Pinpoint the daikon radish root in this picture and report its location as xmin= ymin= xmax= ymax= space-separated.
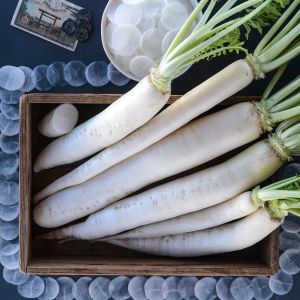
xmin=108 ymin=209 xmax=280 ymax=257
xmin=38 ymin=104 xmax=78 ymax=138
xmin=33 ymin=0 xmax=291 ymax=172
xmin=34 ymin=0 xmax=299 ymax=196
xmin=107 ymin=175 xmax=300 ymax=239
xmin=34 ymin=69 xmax=300 ymax=202
xmin=33 ymin=75 xmax=300 ymax=228
xmin=107 ymin=176 xmax=300 ymax=257
xmin=106 ymin=192 xmax=258 ymax=240
xmin=38 ymin=117 xmax=300 ymax=236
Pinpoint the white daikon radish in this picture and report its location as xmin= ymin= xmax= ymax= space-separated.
xmin=107 ymin=192 xmax=258 ymax=239
xmin=108 ymin=209 xmax=281 ymax=257
xmin=38 ymin=104 xmax=79 ymax=138
xmin=107 ymin=174 xmax=300 ymax=257
xmin=33 ymin=0 xmax=291 ymax=172
xmin=35 ymin=0 xmax=300 ymax=197
xmin=33 ymin=72 xmax=300 ymax=228
xmin=37 ymin=117 xmax=300 ymax=235
xmin=108 ymin=175 xmax=300 ymax=239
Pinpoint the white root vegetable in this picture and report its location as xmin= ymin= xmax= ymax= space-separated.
xmin=35 ymin=66 xmax=300 ymax=203
xmin=34 ymin=61 xmax=254 ymax=200
xmin=38 ymin=140 xmax=282 ymax=234
xmin=109 ymin=170 xmax=300 ymax=255
xmin=34 ymin=77 xmax=170 ymax=171
xmin=107 ymin=192 xmax=258 ymax=240
xmin=33 ymin=0 xmax=293 ymax=173
xmin=34 ymin=100 xmax=259 ymax=202
xmin=33 ymin=72 xmax=300 ymax=228
xmin=33 ymin=102 xmax=264 ymax=225
xmin=38 ymin=104 xmax=79 ymax=138
xmin=107 ymin=209 xmax=281 ymax=257
xmin=39 ymin=117 xmax=300 ymax=238
xmin=108 ymin=172 xmax=300 ymax=240
xmin=34 ymin=0 xmax=300 ymax=198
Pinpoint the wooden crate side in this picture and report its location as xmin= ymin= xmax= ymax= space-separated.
xmin=26 ymin=93 xmax=259 ymax=105
xmin=19 ymin=95 xmax=32 ymax=273
xmin=20 ymin=93 xmax=278 ymax=276
xmin=260 ymin=229 xmax=280 ymax=274
xmin=26 ymin=257 xmax=273 ymax=276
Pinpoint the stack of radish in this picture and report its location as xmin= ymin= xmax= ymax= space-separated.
xmin=34 ymin=0 xmax=300 ymax=257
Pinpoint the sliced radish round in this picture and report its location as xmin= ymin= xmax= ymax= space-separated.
xmin=130 ymin=56 xmax=155 ymax=79
xmin=138 ymin=17 xmax=155 ymax=33
xmin=140 ymin=28 xmax=163 ymax=59
xmin=106 ymin=23 xmax=119 ymax=49
xmin=123 ymin=0 xmax=145 ymax=4
xmin=112 ymin=25 xmax=141 ymax=56
xmin=114 ymin=4 xmax=142 ymax=26
xmin=140 ymin=0 xmax=162 ymax=19
xmin=107 ymin=0 xmax=122 ymax=23
xmin=161 ymin=2 xmax=188 ymax=31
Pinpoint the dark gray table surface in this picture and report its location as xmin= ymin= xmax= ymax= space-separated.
xmin=0 ymin=0 xmax=299 ymax=299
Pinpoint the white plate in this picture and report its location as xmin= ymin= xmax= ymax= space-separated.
xmin=101 ymin=0 xmax=201 ymax=82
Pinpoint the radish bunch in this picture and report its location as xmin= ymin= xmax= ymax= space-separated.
xmin=34 ymin=0 xmax=300 ymax=200
xmin=34 ymin=68 xmax=300 ymax=228
xmin=34 ymin=0 xmax=292 ymax=173
xmin=34 ymin=1 xmax=300 ymax=257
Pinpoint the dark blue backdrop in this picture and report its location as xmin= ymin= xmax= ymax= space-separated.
xmin=0 ymin=0 xmax=299 ymax=299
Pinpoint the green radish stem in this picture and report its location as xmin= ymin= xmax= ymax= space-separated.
xmin=34 ymin=70 xmax=300 ymax=205
xmin=38 ymin=117 xmax=300 ymax=239
xmin=34 ymin=1 xmax=299 ymax=200
xmin=33 ymin=0 xmax=291 ymax=173
xmin=106 ymin=176 xmax=300 ymax=240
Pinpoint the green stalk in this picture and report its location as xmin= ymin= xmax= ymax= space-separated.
xmin=262 ymin=41 xmax=300 ymax=73
xmin=213 ymin=0 xmax=239 ymax=18
xmin=262 ymin=64 xmax=288 ymax=99
xmin=258 ymin=23 xmax=300 ymax=63
xmin=268 ymin=115 xmax=300 ymax=161
xmin=194 ymin=0 xmax=218 ymax=29
xmin=271 ymin=106 xmax=300 ymax=123
xmin=163 ymin=0 xmax=264 ymax=66
xmin=249 ymin=1 xmax=300 ymax=75
xmin=271 ymin=93 xmax=300 ymax=111
xmin=162 ymin=0 xmax=209 ymax=60
xmin=255 ymin=65 xmax=300 ymax=131
xmin=254 ymin=0 xmax=299 ymax=57
xmin=252 ymin=176 xmax=300 ymax=219
xmin=263 ymin=8 xmax=300 ymax=52
xmin=266 ymin=76 xmax=300 ymax=108
xmin=176 ymin=46 xmax=246 ymax=71
xmin=160 ymin=0 xmax=270 ymax=79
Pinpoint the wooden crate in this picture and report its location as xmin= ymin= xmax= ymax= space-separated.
xmin=19 ymin=93 xmax=279 ymax=276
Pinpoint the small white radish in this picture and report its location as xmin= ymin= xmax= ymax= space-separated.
xmin=38 ymin=117 xmax=300 ymax=238
xmin=107 ymin=192 xmax=258 ymax=239
xmin=38 ymin=104 xmax=79 ymax=138
xmin=108 ymin=209 xmax=281 ymax=257
xmin=33 ymin=0 xmax=291 ymax=172
xmin=34 ymin=0 xmax=300 ymax=198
